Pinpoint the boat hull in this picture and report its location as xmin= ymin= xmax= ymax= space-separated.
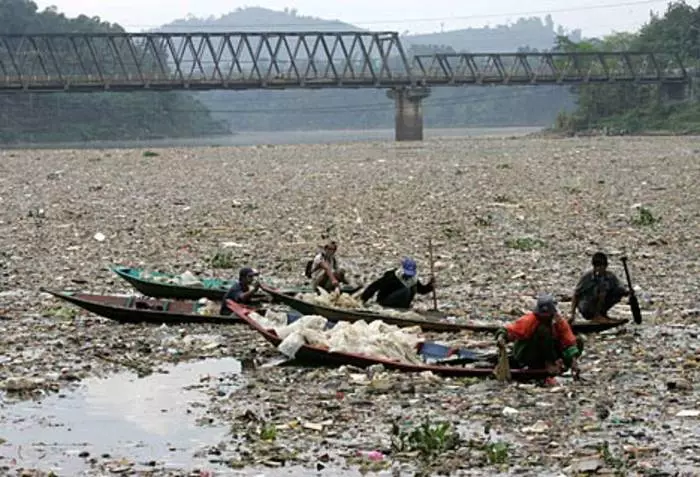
xmin=227 ymin=300 xmax=551 ymax=380
xmin=42 ymin=288 xmax=243 ymax=325
xmin=112 ymin=266 xmax=361 ymax=301
xmin=260 ymin=284 xmax=628 ymax=334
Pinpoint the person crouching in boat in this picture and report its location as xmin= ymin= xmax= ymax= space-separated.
xmin=219 ymin=267 xmax=265 ymax=315
xmin=569 ymin=252 xmax=629 ymax=324
xmin=360 ymin=257 xmax=435 ymax=309
xmin=306 ymin=241 xmax=347 ymax=292
xmin=496 ymin=294 xmax=582 ymax=378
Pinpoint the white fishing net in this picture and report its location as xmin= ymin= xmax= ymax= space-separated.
xmin=250 ymin=310 xmax=424 ymax=364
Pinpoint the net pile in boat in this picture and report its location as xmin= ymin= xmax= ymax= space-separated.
xmin=251 ymin=310 xmax=425 ymax=365
xmin=296 ymin=288 xmax=363 ymax=309
xmin=139 ymin=270 xmax=204 ymax=287
xmin=296 ymin=288 xmax=425 ymax=320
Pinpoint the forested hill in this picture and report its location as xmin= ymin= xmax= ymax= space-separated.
xmin=158 ymin=8 xmax=578 ymax=132
xmin=0 ymin=0 xmax=228 ymax=144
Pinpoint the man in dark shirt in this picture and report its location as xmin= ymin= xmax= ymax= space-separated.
xmin=219 ymin=267 xmax=262 ymax=315
xmin=360 ymin=257 xmax=435 ymax=309
xmin=569 ymin=252 xmax=629 ymax=323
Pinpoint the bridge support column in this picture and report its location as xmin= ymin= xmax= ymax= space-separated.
xmin=386 ymin=86 xmax=431 ymax=142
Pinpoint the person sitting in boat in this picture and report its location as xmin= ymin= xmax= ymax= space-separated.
xmin=496 ymin=294 xmax=582 ymax=377
xmin=219 ymin=267 xmax=264 ymax=315
xmin=305 ymin=241 xmax=347 ymax=292
xmin=569 ymin=252 xmax=629 ymax=324
xmin=360 ymin=257 xmax=434 ymax=309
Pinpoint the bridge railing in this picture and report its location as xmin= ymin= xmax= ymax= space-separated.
xmin=411 ymin=52 xmax=688 ymax=85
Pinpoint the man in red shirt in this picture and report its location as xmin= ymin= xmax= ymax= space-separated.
xmin=496 ymin=294 xmax=582 ymax=377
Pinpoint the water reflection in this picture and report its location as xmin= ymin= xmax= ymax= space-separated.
xmin=0 ymin=358 xmax=241 ymax=474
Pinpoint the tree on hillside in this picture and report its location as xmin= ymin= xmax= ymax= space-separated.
xmin=553 ymin=0 xmax=700 ymax=134
xmin=635 ymin=1 xmax=700 ymax=58
xmin=0 ymin=0 xmax=228 ymax=144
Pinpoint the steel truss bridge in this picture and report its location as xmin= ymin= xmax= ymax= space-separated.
xmin=0 ymin=31 xmax=691 ymax=139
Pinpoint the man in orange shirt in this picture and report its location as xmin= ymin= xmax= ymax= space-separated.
xmin=496 ymin=294 xmax=582 ymax=376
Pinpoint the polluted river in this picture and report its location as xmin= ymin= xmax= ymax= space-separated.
xmin=1 ymin=134 xmax=699 ymax=476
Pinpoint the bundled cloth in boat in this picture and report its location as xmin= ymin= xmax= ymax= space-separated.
xmin=251 ymin=310 xmax=425 ymax=364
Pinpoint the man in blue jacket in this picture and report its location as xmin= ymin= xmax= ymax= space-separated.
xmin=219 ymin=267 xmax=264 ymax=315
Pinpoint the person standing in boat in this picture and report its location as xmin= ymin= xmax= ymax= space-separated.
xmin=569 ymin=252 xmax=630 ymax=324
xmin=306 ymin=241 xmax=347 ymax=292
xmin=219 ymin=267 xmax=265 ymax=315
xmin=496 ymin=294 xmax=582 ymax=379
xmin=360 ymin=257 xmax=434 ymax=309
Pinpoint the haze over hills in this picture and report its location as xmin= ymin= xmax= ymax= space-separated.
xmin=405 ymin=16 xmax=582 ymax=52
xmin=157 ymin=7 xmax=579 ymax=132
xmin=159 ymin=6 xmax=364 ymax=33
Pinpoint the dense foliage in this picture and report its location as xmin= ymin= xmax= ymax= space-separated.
xmin=553 ymin=1 xmax=700 ymax=134
xmin=0 ymin=0 xmax=228 ymax=144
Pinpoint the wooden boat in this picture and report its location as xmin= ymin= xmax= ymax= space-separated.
xmin=259 ymin=284 xmax=629 ymax=334
xmin=227 ymin=300 xmax=552 ymax=381
xmin=111 ymin=266 xmax=361 ymax=301
xmin=41 ymin=288 xmax=249 ymax=325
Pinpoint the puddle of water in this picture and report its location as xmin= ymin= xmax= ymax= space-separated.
xmin=0 ymin=357 xmax=241 ymax=474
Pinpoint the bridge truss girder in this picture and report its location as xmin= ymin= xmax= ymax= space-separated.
xmin=0 ymin=31 xmax=413 ymax=91
xmin=411 ymin=52 xmax=688 ymax=85
xmin=0 ymin=32 xmax=689 ymax=92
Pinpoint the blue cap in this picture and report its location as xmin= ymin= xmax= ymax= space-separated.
xmin=401 ymin=257 xmax=417 ymax=277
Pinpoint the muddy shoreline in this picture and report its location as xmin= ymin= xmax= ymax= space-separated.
xmin=1 ymin=135 xmax=699 ymax=475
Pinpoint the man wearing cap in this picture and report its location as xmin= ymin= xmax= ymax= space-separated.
xmin=360 ymin=257 xmax=435 ymax=309
xmin=496 ymin=294 xmax=582 ymax=377
xmin=219 ymin=267 xmax=264 ymax=315
xmin=570 ymin=252 xmax=630 ymax=324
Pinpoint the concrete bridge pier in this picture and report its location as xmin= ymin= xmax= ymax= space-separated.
xmin=386 ymin=86 xmax=431 ymax=141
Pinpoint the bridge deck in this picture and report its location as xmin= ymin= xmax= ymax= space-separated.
xmin=0 ymin=32 xmax=689 ymax=92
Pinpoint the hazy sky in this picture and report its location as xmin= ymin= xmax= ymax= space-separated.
xmin=34 ymin=0 xmax=699 ymax=37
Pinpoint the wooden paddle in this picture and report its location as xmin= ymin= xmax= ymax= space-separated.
xmin=620 ymin=256 xmax=642 ymax=325
xmin=428 ymin=238 xmax=438 ymax=311
xmin=494 ymin=339 xmax=512 ymax=382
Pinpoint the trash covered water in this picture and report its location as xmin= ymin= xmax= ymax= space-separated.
xmin=0 ymin=358 xmax=240 ymax=475
xmin=1 ymin=135 xmax=699 ymax=475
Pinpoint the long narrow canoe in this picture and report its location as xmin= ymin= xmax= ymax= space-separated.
xmin=259 ymin=284 xmax=629 ymax=335
xmin=227 ymin=300 xmax=551 ymax=381
xmin=41 ymin=288 xmax=247 ymax=325
xmin=111 ymin=266 xmax=361 ymax=301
